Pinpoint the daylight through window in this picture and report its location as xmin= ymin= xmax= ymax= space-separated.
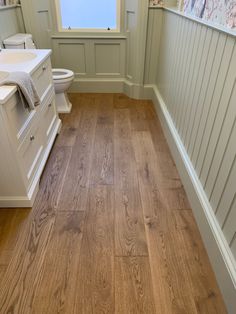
xmin=56 ymin=0 xmax=120 ymax=31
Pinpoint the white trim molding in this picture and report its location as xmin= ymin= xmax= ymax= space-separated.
xmin=69 ymin=78 xmax=146 ymax=99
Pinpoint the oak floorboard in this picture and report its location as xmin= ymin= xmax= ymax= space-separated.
xmin=148 ymin=115 xmax=172 ymax=154
xmin=114 ymin=109 xmax=148 ymax=257
xmin=89 ymin=96 xmax=114 ymax=186
xmin=31 ymin=211 xmax=85 ymax=314
xmin=90 ymin=123 xmax=114 ymax=186
xmin=129 ymin=99 xmax=155 ymax=131
xmin=172 ymin=297 xmax=198 ymax=314
xmin=73 ymin=186 xmax=114 ymax=314
xmin=113 ymin=93 xmax=131 ymax=109
xmin=132 ymin=129 xmax=225 ymax=313
xmin=179 ymin=214 xmax=227 ymax=310
xmin=95 ymin=93 xmax=114 ymax=125
xmin=115 ymin=257 xmax=156 ymax=314
xmin=55 ymin=95 xmax=83 ymax=147
xmin=0 ymin=209 xmax=29 ymax=279
xmin=57 ymin=98 xmax=98 ymax=211
xmin=0 ymin=146 xmax=71 ymax=314
xmin=0 ymin=94 xmax=227 ymax=313
xmin=132 ymin=130 xmax=182 ymax=189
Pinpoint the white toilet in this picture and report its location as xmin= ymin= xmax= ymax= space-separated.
xmin=3 ymin=33 xmax=74 ymax=113
xmin=52 ymin=68 xmax=74 ymax=113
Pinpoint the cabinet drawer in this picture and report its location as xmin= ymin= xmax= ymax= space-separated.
xmin=42 ymin=94 xmax=57 ymax=144
xmin=32 ymin=58 xmax=53 ymax=101
xmin=19 ymin=122 xmax=44 ymax=185
xmin=4 ymin=92 xmax=36 ymax=146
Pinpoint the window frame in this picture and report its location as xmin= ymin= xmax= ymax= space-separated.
xmin=55 ymin=0 xmax=121 ymax=33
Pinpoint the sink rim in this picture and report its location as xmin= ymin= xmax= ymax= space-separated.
xmin=0 ymin=51 xmax=37 ymax=64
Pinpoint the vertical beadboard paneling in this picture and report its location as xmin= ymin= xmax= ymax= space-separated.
xmin=188 ymin=31 xmax=219 ymax=159
xmin=175 ymin=20 xmax=194 ymax=130
xmin=172 ymin=18 xmax=189 ymax=123
xmin=185 ymin=28 xmax=213 ymax=151
xmin=177 ymin=22 xmax=197 ymax=132
xmin=231 ymin=235 xmax=236 ymax=259
xmin=182 ymin=26 xmax=207 ymax=144
xmin=191 ymin=34 xmax=227 ymax=168
xmin=164 ymin=12 xmax=178 ymax=110
xmin=196 ymin=37 xmax=235 ymax=176
xmin=179 ymin=24 xmax=202 ymax=139
xmin=222 ymin=196 xmax=236 ymax=244
xmin=206 ymin=82 xmax=236 ymax=199
xmin=210 ymin=125 xmax=236 ymax=214
xmin=168 ymin=15 xmax=182 ymax=116
xmin=167 ymin=16 xmax=184 ymax=117
xmin=144 ymin=9 xmax=163 ymax=84
xmin=155 ymin=10 xmax=236 ymax=287
xmin=200 ymin=45 xmax=236 ymax=187
xmin=215 ymin=158 xmax=236 ymax=226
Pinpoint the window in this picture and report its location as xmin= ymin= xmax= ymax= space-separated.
xmin=56 ymin=0 xmax=120 ymax=31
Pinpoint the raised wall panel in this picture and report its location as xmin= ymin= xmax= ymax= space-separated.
xmin=52 ymin=38 xmax=126 ymax=80
xmin=55 ymin=42 xmax=86 ymax=75
xmin=95 ymin=43 xmax=121 ymax=75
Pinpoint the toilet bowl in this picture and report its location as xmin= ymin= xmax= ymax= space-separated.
xmin=52 ymin=69 xmax=74 ymax=113
xmin=3 ymin=33 xmax=75 ymax=114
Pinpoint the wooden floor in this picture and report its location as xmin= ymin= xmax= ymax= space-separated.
xmin=0 ymin=94 xmax=226 ymax=313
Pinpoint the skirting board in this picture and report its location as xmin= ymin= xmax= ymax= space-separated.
xmin=69 ymin=78 xmax=147 ymax=100
xmin=147 ymin=84 xmax=236 ymax=313
xmin=70 ymin=78 xmax=124 ymax=94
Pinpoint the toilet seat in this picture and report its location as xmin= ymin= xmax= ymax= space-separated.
xmin=52 ymin=68 xmax=74 ymax=80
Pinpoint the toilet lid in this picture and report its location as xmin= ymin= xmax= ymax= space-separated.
xmin=52 ymin=68 xmax=74 ymax=80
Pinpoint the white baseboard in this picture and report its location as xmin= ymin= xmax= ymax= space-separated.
xmin=149 ymin=84 xmax=236 ymax=314
xmin=69 ymin=78 xmax=148 ymax=99
xmin=0 ymin=195 xmax=36 ymax=208
xmin=70 ymin=78 xmax=124 ymax=93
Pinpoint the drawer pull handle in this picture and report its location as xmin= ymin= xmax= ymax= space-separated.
xmin=30 ymin=135 xmax=35 ymax=141
xmin=42 ymin=66 xmax=47 ymax=71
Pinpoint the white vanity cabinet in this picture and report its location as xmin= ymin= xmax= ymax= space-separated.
xmin=0 ymin=52 xmax=61 ymax=207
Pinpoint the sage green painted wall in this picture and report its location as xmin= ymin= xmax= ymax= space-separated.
xmin=0 ymin=6 xmax=25 ymax=45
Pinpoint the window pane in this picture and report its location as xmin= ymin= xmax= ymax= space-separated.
xmin=59 ymin=0 xmax=117 ymax=29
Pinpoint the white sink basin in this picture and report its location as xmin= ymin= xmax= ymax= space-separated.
xmin=0 ymin=52 xmax=37 ymax=64
xmin=0 ymin=71 xmax=9 ymax=81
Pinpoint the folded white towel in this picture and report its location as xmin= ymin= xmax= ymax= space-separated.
xmin=0 ymin=72 xmax=40 ymax=111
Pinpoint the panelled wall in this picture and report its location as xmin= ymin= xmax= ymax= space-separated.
xmin=151 ymin=8 xmax=236 ymax=312
xmin=0 ymin=6 xmax=25 ymax=46
xmin=144 ymin=8 xmax=163 ymax=84
xmin=20 ymin=0 xmax=150 ymax=95
xmin=52 ymin=37 xmax=126 ymax=91
xmin=157 ymin=11 xmax=236 ymax=259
